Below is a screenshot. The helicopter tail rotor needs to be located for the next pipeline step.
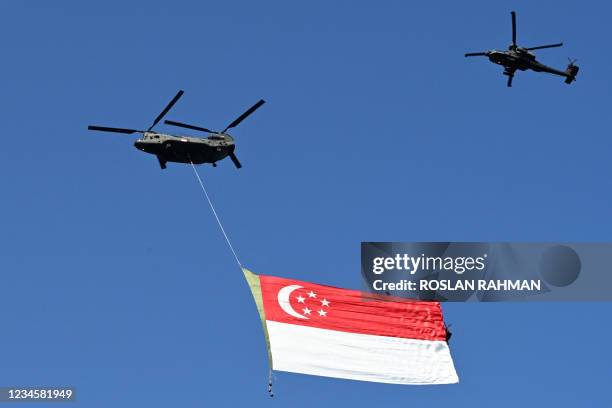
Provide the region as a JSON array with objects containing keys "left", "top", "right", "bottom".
[{"left": 564, "top": 59, "right": 579, "bottom": 84}]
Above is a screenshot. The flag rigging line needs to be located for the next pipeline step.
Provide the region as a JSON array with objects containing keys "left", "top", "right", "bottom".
[
  {"left": 189, "top": 161, "right": 243, "bottom": 270},
  {"left": 189, "top": 161, "right": 275, "bottom": 396}
]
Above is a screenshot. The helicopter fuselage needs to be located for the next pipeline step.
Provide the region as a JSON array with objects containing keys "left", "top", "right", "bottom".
[
  {"left": 134, "top": 131, "right": 236, "bottom": 167},
  {"left": 486, "top": 49, "right": 569, "bottom": 77}
]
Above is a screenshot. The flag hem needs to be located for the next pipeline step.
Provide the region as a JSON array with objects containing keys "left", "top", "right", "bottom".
[{"left": 242, "top": 267, "right": 273, "bottom": 368}]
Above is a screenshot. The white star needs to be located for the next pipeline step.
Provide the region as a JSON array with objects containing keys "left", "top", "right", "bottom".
[
  {"left": 307, "top": 290, "right": 317, "bottom": 298},
  {"left": 296, "top": 295, "right": 305, "bottom": 303},
  {"left": 321, "top": 298, "right": 330, "bottom": 307},
  {"left": 318, "top": 309, "right": 327, "bottom": 317},
  {"left": 303, "top": 307, "right": 312, "bottom": 315}
]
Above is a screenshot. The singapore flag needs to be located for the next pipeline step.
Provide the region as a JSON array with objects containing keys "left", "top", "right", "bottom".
[{"left": 243, "top": 268, "right": 458, "bottom": 385}]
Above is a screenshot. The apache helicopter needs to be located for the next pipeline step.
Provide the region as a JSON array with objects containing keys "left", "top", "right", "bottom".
[
  {"left": 88, "top": 90, "right": 265, "bottom": 169},
  {"left": 465, "top": 11, "right": 579, "bottom": 87}
]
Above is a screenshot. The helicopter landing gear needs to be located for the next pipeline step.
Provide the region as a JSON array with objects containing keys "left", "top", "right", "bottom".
[
  {"left": 156, "top": 155, "right": 167, "bottom": 169},
  {"left": 503, "top": 69, "right": 515, "bottom": 87}
]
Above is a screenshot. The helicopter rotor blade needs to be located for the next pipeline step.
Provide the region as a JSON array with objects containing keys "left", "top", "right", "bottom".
[
  {"left": 465, "top": 52, "right": 488, "bottom": 57},
  {"left": 222, "top": 99, "right": 265, "bottom": 133},
  {"left": 87, "top": 125, "right": 142, "bottom": 134},
  {"left": 148, "top": 90, "right": 184, "bottom": 131},
  {"left": 228, "top": 151, "right": 242, "bottom": 169},
  {"left": 511, "top": 11, "right": 517, "bottom": 47},
  {"left": 525, "top": 43, "right": 563, "bottom": 51},
  {"left": 164, "top": 120, "right": 214, "bottom": 133}
]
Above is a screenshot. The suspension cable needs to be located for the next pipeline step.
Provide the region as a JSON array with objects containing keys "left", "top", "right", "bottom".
[{"left": 189, "top": 161, "right": 243, "bottom": 269}]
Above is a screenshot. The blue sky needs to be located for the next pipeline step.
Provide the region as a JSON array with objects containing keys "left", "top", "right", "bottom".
[{"left": 1, "top": 0, "right": 610, "bottom": 406}]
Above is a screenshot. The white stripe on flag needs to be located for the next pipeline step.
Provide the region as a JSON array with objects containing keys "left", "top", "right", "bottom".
[{"left": 266, "top": 320, "right": 458, "bottom": 385}]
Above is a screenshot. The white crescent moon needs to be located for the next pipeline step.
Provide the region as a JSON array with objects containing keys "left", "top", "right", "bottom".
[{"left": 277, "top": 285, "right": 309, "bottom": 319}]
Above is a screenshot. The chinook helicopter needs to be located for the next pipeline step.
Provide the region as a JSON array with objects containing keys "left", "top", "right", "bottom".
[
  {"left": 88, "top": 90, "right": 265, "bottom": 169},
  {"left": 465, "top": 11, "right": 579, "bottom": 87}
]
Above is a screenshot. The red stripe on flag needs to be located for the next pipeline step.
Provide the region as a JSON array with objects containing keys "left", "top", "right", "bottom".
[{"left": 259, "top": 275, "right": 447, "bottom": 342}]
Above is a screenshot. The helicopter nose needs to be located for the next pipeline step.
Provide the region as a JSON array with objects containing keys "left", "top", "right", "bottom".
[{"left": 134, "top": 140, "right": 144, "bottom": 150}]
